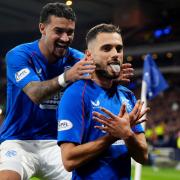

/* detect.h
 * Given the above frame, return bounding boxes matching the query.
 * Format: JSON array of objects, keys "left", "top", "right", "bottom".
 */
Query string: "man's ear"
[
  {"left": 39, "top": 23, "right": 46, "bottom": 35},
  {"left": 85, "top": 50, "right": 92, "bottom": 57}
]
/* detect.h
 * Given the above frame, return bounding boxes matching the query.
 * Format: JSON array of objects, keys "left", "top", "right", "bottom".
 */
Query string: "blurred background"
[{"left": 0, "top": 0, "right": 180, "bottom": 179}]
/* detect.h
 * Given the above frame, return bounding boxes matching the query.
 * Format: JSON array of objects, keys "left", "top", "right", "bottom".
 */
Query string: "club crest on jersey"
[
  {"left": 15, "top": 68, "right": 30, "bottom": 82},
  {"left": 122, "top": 99, "right": 132, "bottom": 111},
  {"left": 58, "top": 120, "right": 73, "bottom": 131}
]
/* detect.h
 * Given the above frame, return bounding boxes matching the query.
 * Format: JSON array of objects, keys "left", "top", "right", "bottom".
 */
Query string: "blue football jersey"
[
  {"left": 57, "top": 80, "right": 144, "bottom": 180},
  {"left": 0, "top": 40, "right": 84, "bottom": 142}
]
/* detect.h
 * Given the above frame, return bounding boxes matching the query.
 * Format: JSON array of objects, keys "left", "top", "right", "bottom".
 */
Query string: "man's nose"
[
  {"left": 112, "top": 48, "right": 120, "bottom": 58},
  {"left": 60, "top": 32, "right": 69, "bottom": 42}
]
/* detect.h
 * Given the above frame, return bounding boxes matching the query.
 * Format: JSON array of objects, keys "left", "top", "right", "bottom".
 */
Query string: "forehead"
[
  {"left": 95, "top": 32, "right": 122, "bottom": 45},
  {"left": 47, "top": 15, "right": 75, "bottom": 29}
]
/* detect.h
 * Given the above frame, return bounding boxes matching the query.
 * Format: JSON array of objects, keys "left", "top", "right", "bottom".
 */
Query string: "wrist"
[
  {"left": 105, "top": 134, "right": 118, "bottom": 144},
  {"left": 123, "top": 130, "right": 134, "bottom": 141},
  {"left": 58, "top": 72, "right": 69, "bottom": 88}
]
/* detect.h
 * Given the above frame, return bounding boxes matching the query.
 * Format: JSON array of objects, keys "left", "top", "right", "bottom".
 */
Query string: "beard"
[{"left": 95, "top": 63, "right": 120, "bottom": 80}]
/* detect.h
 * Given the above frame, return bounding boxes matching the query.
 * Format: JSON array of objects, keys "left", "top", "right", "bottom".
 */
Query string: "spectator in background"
[
  {"left": 0, "top": 3, "right": 133, "bottom": 180},
  {"left": 57, "top": 23, "right": 148, "bottom": 180}
]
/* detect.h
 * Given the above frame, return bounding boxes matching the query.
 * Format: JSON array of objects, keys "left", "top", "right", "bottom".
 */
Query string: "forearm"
[
  {"left": 61, "top": 135, "right": 116, "bottom": 171},
  {"left": 124, "top": 132, "right": 148, "bottom": 164},
  {"left": 23, "top": 76, "right": 62, "bottom": 104}
]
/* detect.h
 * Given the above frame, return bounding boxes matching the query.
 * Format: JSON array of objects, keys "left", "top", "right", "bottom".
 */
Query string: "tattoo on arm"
[{"left": 23, "top": 76, "right": 63, "bottom": 104}]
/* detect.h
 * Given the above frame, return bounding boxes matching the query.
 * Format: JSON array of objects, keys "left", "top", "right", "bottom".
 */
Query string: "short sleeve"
[
  {"left": 6, "top": 49, "right": 40, "bottom": 89},
  {"left": 57, "top": 83, "right": 85, "bottom": 145}
]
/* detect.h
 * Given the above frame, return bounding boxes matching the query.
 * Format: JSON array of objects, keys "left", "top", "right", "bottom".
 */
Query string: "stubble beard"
[{"left": 95, "top": 63, "right": 120, "bottom": 80}]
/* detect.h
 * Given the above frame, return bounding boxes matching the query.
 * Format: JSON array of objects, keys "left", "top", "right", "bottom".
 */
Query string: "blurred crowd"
[{"left": 145, "top": 87, "right": 180, "bottom": 149}]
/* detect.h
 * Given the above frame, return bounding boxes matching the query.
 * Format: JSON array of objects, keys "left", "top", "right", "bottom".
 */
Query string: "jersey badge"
[
  {"left": 15, "top": 68, "right": 30, "bottom": 82},
  {"left": 58, "top": 120, "right": 73, "bottom": 131}
]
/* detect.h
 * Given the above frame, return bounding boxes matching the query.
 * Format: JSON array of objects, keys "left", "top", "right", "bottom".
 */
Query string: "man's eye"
[
  {"left": 103, "top": 46, "right": 111, "bottom": 51},
  {"left": 67, "top": 30, "right": 74, "bottom": 36},
  {"left": 55, "top": 29, "right": 63, "bottom": 34},
  {"left": 116, "top": 46, "right": 123, "bottom": 53}
]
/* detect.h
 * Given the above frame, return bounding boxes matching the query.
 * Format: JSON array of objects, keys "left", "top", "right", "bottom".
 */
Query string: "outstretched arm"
[{"left": 23, "top": 58, "right": 95, "bottom": 104}]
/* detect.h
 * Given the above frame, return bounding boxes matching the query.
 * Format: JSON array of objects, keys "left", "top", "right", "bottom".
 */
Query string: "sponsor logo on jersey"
[
  {"left": 58, "top": 120, "right": 73, "bottom": 131},
  {"left": 39, "top": 92, "right": 64, "bottom": 109},
  {"left": 112, "top": 140, "right": 125, "bottom": 145},
  {"left": 91, "top": 100, "right": 100, "bottom": 109},
  {"left": 35, "top": 67, "right": 42, "bottom": 77},
  {"left": 5, "top": 150, "right": 17, "bottom": 157},
  {"left": 15, "top": 68, "right": 30, "bottom": 82}
]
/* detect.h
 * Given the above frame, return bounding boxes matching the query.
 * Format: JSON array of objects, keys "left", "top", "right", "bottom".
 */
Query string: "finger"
[
  {"left": 79, "top": 69, "right": 95, "bottom": 75},
  {"left": 136, "top": 101, "right": 144, "bottom": 117},
  {"left": 121, "top": 72, "right": 134, "bottom": 78},
  {"left": 93, "top": 111, "right": 110, "bottom": 122},
  {"left": 100, "top": 107, "right": 117, "bottom": 119},
  {"left": 138, "top": 107, "right": 150, "bottom": 119},
  {"left": 121, "top": 63, "right": 132, "bottom": 68},
  {"left": 119, "top": 79, "right": 130, "bottom": 82},
  {"left": 121, "top": 68, "right": 134, "bottom": 74},
  {"left": 93, "top": 116, "right": 111, "bottom": 126},
  {"left": 118, "top": 104, "right": 126, "bottom": 117},
  {"left": 94, "top": 125, "right": 108, "bottom": 132},
  {"left": 78, "top": 75, "right": 92, "bottom": 80},
  {"left": 130, "top": 100, "right": 141, "bottom": 116},
  {"left": 129, "top": 100, "right": 142, "bottom": 123},
  {"left": 135, "top": 119, "right": 147, "bottom": 125},
  {"left": 80, "top": 60, "right": 95, "bottom": 65},
  {"left": 80, "top": 65, "right": 96, "bottom": 70}
]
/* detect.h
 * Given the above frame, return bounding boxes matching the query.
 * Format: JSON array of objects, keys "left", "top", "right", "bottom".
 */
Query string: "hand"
[
  {"left": 118, "top": 100, "right": 150, "bottom": 127},
  {"left": 93, "top": 105, "right": 133, "bottom": 139},
  {"left": 114, "top": 63, "right": 134, "bottom": 83},
  {"left": 93, "top": 100, "right": 150, "bottom": 139},
  {"left": 65, "top": 55, "right": 96, "bottom": 83}
]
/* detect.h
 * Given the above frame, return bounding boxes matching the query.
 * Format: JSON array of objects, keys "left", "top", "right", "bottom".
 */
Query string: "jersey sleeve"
[
  {"left": 57, "top": 83, "right": 85, "bottom": 145},
  {"left": 6, "top": 49, "right": 40, "bottom": 89}
]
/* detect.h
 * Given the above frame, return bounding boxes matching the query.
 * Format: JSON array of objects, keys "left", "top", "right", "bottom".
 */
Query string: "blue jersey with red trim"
[
  {"left": 57, "top": 80, "right": 144, "bottom": 180},
  {"left": 0, "top": 40, "right": 84, "bottom": 142}
]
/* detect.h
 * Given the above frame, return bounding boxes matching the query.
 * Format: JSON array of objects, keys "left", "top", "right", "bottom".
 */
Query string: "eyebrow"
[
  {"left": 100, "top": 44, "right": 123, "bottom": 49},
  {"left": 54, "top": 27, "right": 74, "bottom": 32}
]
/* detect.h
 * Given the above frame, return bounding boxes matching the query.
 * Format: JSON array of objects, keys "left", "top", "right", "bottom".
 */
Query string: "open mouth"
[
  {"left": 56, "top": 42, "right": 68, "bottom": 49},
  {"left": 108, "top": 62, "right": 121, "bottom": 73},
  {"left": 110, "top": 64, "right": 120, "bottom": 73}
]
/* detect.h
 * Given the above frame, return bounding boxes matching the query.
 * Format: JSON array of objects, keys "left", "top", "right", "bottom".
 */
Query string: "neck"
[{"left": 92, "top": 73, "right": 113, "bottom": 89}]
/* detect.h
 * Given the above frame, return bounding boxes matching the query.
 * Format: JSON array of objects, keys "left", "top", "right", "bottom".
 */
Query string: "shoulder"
[
  {"left": 61, "top": 80, "right": 94, "bottom": 103},
  {"left": 59, "top": 80, "right": 90, "bottom": 109},
  {"left": 117, "top": 85, "right": 136, "bottom": 101},
  {"left": 117, "top": 85, "right": 134, "bottom": 95},
  {"left": 117, "top": 85, "right": 137, "bottom": 106},
  {"left": 64, "top": 80, "right": 89, "bottom": 96},
  {"left": 68, "top": 47, "right": 85, "bottom": 60},
  {"left": 6, "top": 41, "right": 38, "bottom": 63}
]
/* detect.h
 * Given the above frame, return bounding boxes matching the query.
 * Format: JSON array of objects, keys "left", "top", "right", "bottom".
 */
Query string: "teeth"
[
  {"left": 56, "top": 42, "right": 66, "bottom": 47},
  {"left": 110, "top": 64, "right": 120, "bottom": 73}
]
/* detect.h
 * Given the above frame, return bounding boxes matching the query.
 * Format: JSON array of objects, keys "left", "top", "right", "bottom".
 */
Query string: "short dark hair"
[
  {"left": 40, "top": 2, "right": 76, "bottom": 23},
  {"left": 86, "top": 23, "right": 121, "bottom": 46}
]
